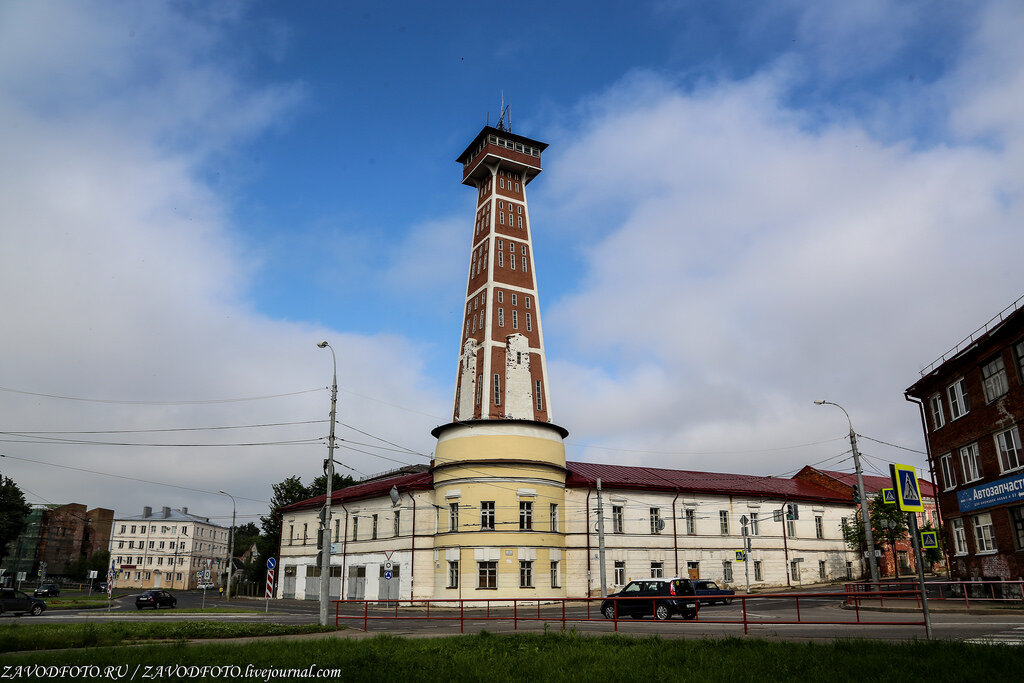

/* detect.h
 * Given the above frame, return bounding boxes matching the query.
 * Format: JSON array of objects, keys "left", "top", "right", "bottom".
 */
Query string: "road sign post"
[
  {"left": 890, "top": 463, "right": 932, "bottom": 640},
  {"left": 266, "top": 557, "right": 276, "bottom": 613}
]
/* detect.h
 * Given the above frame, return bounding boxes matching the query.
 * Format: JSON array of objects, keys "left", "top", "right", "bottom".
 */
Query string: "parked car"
[
  {"left": 694, "top": 579, "right": 735, "bottom": 605},
  {"left": 33, "top": 583, "right": 60, "bottom": 597},
  {"left": 601, "top": 578, "right": 698, "bottom": 620},
  {"left": 0, "top": 588, "right": 47, "bottom": 616},
  {"left": 135, "top": 590, "right": 177, "bottom": 610},
  {"left": 92, "top": 581, "right": 109, "bottom": 593},
  {"left": 196, "top": 582, "right": 215, "bottom": 590}
]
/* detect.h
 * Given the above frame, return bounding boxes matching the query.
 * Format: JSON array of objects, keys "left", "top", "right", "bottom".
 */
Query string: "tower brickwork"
[{"left": 453, "top": 125, "right": 553, "bottom": 423}]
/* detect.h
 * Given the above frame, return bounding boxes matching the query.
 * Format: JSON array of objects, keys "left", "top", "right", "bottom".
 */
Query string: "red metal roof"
[
  {"left": 565, "top": 462, "right": 849, "bottom": 503},
  {"left": 281, "top": 471, "right": 434, "bottom": 512},
  {"left": 814, "top": 468, "right": 936, "bottom": 498}
]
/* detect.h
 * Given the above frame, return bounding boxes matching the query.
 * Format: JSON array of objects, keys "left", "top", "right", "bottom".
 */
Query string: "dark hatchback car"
[
  {"left": 34, "top": 583, "right": 61, "bottom": 597},
  {"left": 135, "top": 590, "right": 177, "bottom": 610},
  {"left": 0, "top": 588, "right": 47, "bottom": 616},
  {"left": 601, "top": 578, "right": 698, "bottom": 620}
]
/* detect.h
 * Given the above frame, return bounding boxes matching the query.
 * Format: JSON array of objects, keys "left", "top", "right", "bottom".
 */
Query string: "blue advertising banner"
[{"left": 957, "top": 471, "right": 1024, "bottom": 512}]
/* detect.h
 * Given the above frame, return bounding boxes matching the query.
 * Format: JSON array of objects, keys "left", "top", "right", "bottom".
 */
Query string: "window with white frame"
[
  {"left": 685, "top": 509, "right": 696, "bottom": 535},
  {"left": 723, "top": 561, "right": 733, "bottom": 582},
  {"left": 478, "top": 561, "right": 496, "bottom": 589},
  {"left": 818, "top": 560, "right": 827, "bottom": 579},
  {"left": 972, "top": 513, "right": 996, "bottom": 552},
  {"left": 511, "top": 293, "right": 517, "bottom": 305},
  {"left": 947, "top": 379, "right": 970, "bottom": 420},
  {"left": 520, "top": 560, "right": 533, "bottom": 588},
  {"left": 550, "top": 561, "right": 560, "bottom": 588},
  {"left": 650, "top": 508, "right": 662, "bottom": 534},
  {"left": 960, "top": 443, "right": 983, "bottom": 482},
  {"left": 525, "top": 313, "right": 532, "bottom": 331},
  {"left": 815, "top": 516, "right": 824, "bottom": 539},
  {"left": 512, "top": 310, "right": 518, "bottom": 329},
  {"left": 524, "top": 296, "right": 530, "bottom": 309},
  {"left": 754, "top": 560, "right": 763, "bottom": 582},
  {"left": 981, "top": 355, "right": 1008, "bottom": 402},
  {"left": 493, "top": 373, "right": 501, "bottom": 406},
  {"left": 520, "top": 501, "right": 533, "bottom": 530},
  {"left": 1010, "top": 506, "right": 1024, "bottom": 550},
  {"left": 940, "top": 453, "right": 957, "bottom": 490},
  {"left": 929, "top": 394, "right": 945, "bottom": 430},
  {"left": 951, "top": 518, "right": 967, "bottom": 555},
  {"left": 481, "top": 501, "right": 495, "bottom": 530},
  {"left": 550, "top": 503, "right": 558, "bottom": 532},
  {"left": 614, "top": 561, "right": 625, "bottom": 585},
  {"left": 1015, "top": 340, "right": 1024, "bottom": 382},
  {"left": 651, "top": 561, "right": 664, "bottom": 578},
  {"left": 612, "top": 506, "right": 623, "bottom": 534},
  {"left": 498, "top": 308, "right": 504, "bottom": 327},
  {"left": 719, "top": 510, "right": 729, "bottom": 535},
  {"left": 449, "top": 503, "right": 459, "bottom": 532},
  {"left": 749, "top": 512, "right": 759, "bottom": 535},
  {"left": 535, "top": 380, "right": 543, "bottom": 411},
  {"left": 995, "top": 426, "right": 1023, "bottom": 472}
]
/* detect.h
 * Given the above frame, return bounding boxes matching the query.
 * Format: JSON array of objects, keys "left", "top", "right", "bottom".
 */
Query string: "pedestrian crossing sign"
[
  {"left": 921, "top": 531, "right": 938, "bottom": 549},
  {"left": 735, "top": 551, "right": 745, "bottom": 562},
  {"left": 889, "top": 463, "right": 924, "bottom": 512},
  {"left": 882, "top": 488, "right": 896, "bottom": 504}
]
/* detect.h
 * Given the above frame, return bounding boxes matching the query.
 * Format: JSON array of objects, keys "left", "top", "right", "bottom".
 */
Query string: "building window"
[
  {"left": 960, "top": 443, "right": 983, "bottom": 483},
  {"left": 614, "top": 561, "right": 625, "bottom": 586},
  {"left": 120, "top": 524, "right": 126, "bottom": 534},
  {"left": 749, "top": 512, "right": 759, "bottom": 536},
  {"left": 947, "top": 379, "right": 970, "bottom": 420},
  {"left": 650, "top": 508, "right": 662, "bottom": 535},
  {"left": 511, "top": 293, "right": 517, "bottom": 305},
  {"left": 498, "top": 251, "right": 504, "bottom": 267},
  {"left": 1010, "top": 506, "right": 1024, "bottom": 550},
  {"left": 371, "top": 515, "right": 378, "bottom": 540},
  {"left": 447, "top": 561, "right": 459, "bottom": 588},
  {"left": 520, "top": 560, "right": 534, "bottom": 588},
  {"left": 481, "top": 501, "right": 495, "bottom": 530},
  {"left": 509, "top": 248, "right": 515, "bottom": 268},
  {"left": 995, "top": 426, "right": 1023, "bottom": 472},
  {"left": 723, "top": 561, "right": 733, "bottom": 582},
  {"left": 612, "top": 506, "right": 624, "bottom": 534},
  {"left": 525, "top": 296, "right": 530, "bottom": 309},
  {"left": 685, "top": 509, "right": 696, "bottom": 535},
  {"left": 550, "top": 561, "right": 560, "bottom": 588},
  {"left": 819, "top": 560, "right": 827, "bottom": 579},
  {"left": 981, "top": 355, "right": 1008, "bottom": 402},
  {"left": 478, "top": 561, "right": 497, "bottom": 589},
  {"left": 498, "top": 308, "right": 504, "bottom": 327},
  {"left": 130, "top": 525, "right": 136, "bottom": 534},
  {"left": 493, "top": 373, "right": 501, "bottom": 406},
  {"left": 512, "top": 310, "right": 518, "bottom": 329},
  {"left": 535, "top": 380, "right": 543, "bottom": 411},
  {"left": 973, "top": 513, "right": 996, "bottom": 552},
  {"left": 951, "top": 518, "right": 967, "bottom": 555},
  {"left": 520, "top": 501, "right": 533, "bottom": 530},
  {"left": 928, "top": 394, "right": 945, "bottom": 430},
  {"left": 651, "top": 561, "right": 664, "bottom": 578},
  {"left": 754, "top": 561, "right": 763, "bottom": 582},
  {"left": 351, "top": 518, "right": 358, "bottom": 541},
  {"left": 393, "top": 511, "right": 400, "bottom": 537},
  {"left": 525, "top": 313, "right": 532, "bottom": 331},
  {"left": 550, "top": 503, "right": 558, "bottom": 532},
  {"left": 449, "top": 503, "right": 460, "bottom": 532},
  {"left": 940, "top": 453, "right": 957, "bottom": 490},
  {"left": 719, "top": 510, "right": 729, "bottom": 535},
  {"left": 815, "top": 516, "right": 824, "bottom": 539},
  {"left": 497, "top": 291, "right": 503, "bottom": 303},
  {"left": 522, "top": 257, "right": 527, "bottom": 272},
  {"left": 790, "top": 560, "right": 800, "bottom": 582}
]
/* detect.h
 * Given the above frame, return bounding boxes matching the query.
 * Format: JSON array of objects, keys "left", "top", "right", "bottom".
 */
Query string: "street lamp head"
[
  {"left": 813, "top": 399, "right": 827, "bottom": 405},
  {"left": 317, "top": 340, "right": 329, "bottom": 348},
  {"left": 219, "top": 490, "right": 227, "bottom": 495}
]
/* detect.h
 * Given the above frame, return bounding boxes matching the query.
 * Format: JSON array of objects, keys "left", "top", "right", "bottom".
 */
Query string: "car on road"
[
  {"left": 135, "top": 590, "right": 177, "bottom": 610},
  {"left": 601, "top": 578, "right": 698, "bottom": 620},
  {"left": 33, "top": 583, "right": 60, "bottom": 597},
  {"left": 196, "top": 582, "right": 215, "bottom": 590},
  {"left": 694, "top": 579, "right": 735, "bottom": 605},
  {"left": 0, "top": 588, "right": 47, "bottom": 616}
]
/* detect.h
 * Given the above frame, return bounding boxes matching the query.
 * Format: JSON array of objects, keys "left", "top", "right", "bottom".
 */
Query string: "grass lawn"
[{"left": 2, "top": 630, "right": 1020, "bottom": 681}]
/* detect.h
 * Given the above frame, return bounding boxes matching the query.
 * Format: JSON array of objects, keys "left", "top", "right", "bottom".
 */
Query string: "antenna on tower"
[{"left": 497, "top": 92, "right": 510, "bottom": 132}]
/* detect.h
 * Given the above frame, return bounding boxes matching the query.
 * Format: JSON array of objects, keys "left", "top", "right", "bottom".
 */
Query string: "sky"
[{"left": 1, "top": 0, "right": 1022, "bottom": 529}]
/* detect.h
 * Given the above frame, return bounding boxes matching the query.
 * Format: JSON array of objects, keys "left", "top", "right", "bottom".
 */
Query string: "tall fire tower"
[{"left": 430, "top": 116, "right": 568, "bottom": 598}]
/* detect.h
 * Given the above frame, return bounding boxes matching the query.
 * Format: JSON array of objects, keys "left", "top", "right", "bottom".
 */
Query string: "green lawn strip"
[
  {"left": 2, "top": 632, "right": 1020, "bottom": 681},
  {"left": 0, "top": 621, "right": 338, "bottom": 653}
]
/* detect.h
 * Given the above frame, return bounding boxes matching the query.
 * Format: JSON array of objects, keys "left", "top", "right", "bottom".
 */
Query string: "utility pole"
[
  {"left": 318, "top": 341, "right": 338, "bottom": 627},
  {"left": 596, "top": 478, "right": 607, "bottom": 597},
  {"left": 815, "top": 400, "right": 879, "bottom": 584},
  {"left": 740, "top": 515, "right": 751, "bottom": 594}
]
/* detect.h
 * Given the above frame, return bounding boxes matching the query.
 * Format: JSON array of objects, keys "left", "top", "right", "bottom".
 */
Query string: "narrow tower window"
[
  {"left": 512, "top": 310, "right": 518, "bottom": 329},
  {"left": 498, "top": 308, "right": 504, "bottom": 327},
  {"left": 535, "top": 380, "right": 543, "bottom": 411},
  {"left": 526, "top": 313, "right": 532, "bottom": 331},
  {"left": 493, "top": 374, "right": 501, "bottom": 405}
]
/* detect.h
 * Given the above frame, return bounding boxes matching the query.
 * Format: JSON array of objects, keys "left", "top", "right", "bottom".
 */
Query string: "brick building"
[
  {"left": 906, "top": 297, "right": 1024, "bottom": 581},
  {"left": 1, "top": 503, "right": 113, "bottom": 581}
]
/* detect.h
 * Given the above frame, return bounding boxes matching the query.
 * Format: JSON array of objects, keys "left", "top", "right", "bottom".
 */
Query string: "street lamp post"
[
  {"left": 814, "top": 399, "right": 879, "bottom": 584},
  {"left": 317, "top": 341, "right": 338, "bottom": 627},
  {"left": 219, "top": 490, "right": 236, "bottom": 601}
]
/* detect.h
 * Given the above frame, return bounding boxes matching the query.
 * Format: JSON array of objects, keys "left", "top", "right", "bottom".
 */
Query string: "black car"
[
  {"left": 694, "top": 579, "right": 736, "bottom": 605},
  {"left": 135, "top": 590, "right": 177, "bottom": 610},
  {"left": 601, "top": 578, "right": 698, "bottom": 620},
  {"left": 0, "top": 588, "right": 47, "bottom": 616},
  {"left": 34, "top": 583, "right": 60, "bottom": 597}
]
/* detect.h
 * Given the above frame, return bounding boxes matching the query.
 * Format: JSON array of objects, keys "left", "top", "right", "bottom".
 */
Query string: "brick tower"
[
  {"left": 451, "top": 120, "right": 553, "bottom": 422},
  {"left": 430, "top": 117, "right": 568, "bottom": 599}
]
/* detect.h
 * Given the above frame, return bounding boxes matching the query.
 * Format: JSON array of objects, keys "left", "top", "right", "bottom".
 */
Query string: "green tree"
[
  {"left": 0, "top": 475, "right": 31, "bottom": 566},
  {"left": 309, "top": 472, "right": 356, "bottom": 497},
  {"left": 232, "top": 522, "right": 260, "bottom": 556},
  {"left": 842, "top": 493, "right": 910, "bottom": 577},
  {"left": 919, "top": 521, "right": 944, "bottom": 567}
]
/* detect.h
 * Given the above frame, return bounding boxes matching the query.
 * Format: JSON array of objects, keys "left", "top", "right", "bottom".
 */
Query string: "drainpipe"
[
  {"left": 410, "top": 495, "right": 416, "bottom": 601},
  {"left": 905, "top": 392, "right": 949, "bottom": 578},
  {"left": 781, "top": 500, "right": 791, "bottom": 587},
  {"left": 585, "top": 486, "right": 592, "bottom": 597},
  {"left": 340, "top": 503, "right": 349, "bottom": 600},
  {"left": 672, "top": 489, "right": 680, "bottom": 577}
]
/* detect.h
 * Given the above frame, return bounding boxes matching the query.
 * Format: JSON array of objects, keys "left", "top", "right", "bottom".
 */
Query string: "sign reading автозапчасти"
[{"left": 957, "top": 471, "right": 1024, "bottom": 512}]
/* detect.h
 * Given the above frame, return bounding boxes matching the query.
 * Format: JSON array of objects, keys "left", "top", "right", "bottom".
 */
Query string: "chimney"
[
  {"left": 181, "top": 507, "right": 188, "bottom": 515},
  {"left": 162, "top": 507, "right": 170, "bottom": 519},
  {"left": 143, "top": 506, "right": 152, "bottom": 518}
]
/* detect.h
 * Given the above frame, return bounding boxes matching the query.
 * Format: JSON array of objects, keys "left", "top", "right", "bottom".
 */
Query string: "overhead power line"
[
  {"left": 856, "top": 434, "right": 927, "bottom": 455},
  {"left": 2, "top": 419, "right": 328, "bottom": 435},
  {"left": 0, "top": 385, "right": 325, "bottom": 405}
]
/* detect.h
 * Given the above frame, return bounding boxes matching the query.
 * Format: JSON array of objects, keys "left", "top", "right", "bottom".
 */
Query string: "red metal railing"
[
  {"left": 844, "top": 580, "right": 1024, "bottom": 609},
  {"left": 332, "top": 590, "right": 927, "bottom": 635}
]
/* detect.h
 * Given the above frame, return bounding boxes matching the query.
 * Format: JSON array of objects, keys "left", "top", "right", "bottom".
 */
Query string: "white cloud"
[{"left": 543, "top": 4, "right": 1024, "bottom": 478}]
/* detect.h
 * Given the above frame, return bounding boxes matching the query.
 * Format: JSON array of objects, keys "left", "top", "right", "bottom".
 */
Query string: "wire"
[
  {"left": 2, "top": 419, "right": 328, "bottom": 435},
  {"left": 0, "top": 385, "right": 325, "bottom": 405},
  {"left": 0, "top": 434, "right": 323, "bottom": 447},
  {"left": 564, "top": 434, "right": 848, "bottom": 456},
  {"left": 339, "top": 421, "right": 432, "bottom": 457},
  {"left": 856, "top": 434, "right": 927, "bottom": 455},
  {"left": 0, "top": 452, "right": 270, "bottom": 504},
  {"left": 769, "top": 451, "right": 852, "bottom": 478}
]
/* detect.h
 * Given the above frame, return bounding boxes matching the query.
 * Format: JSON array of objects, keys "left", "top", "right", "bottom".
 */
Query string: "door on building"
[
  {"left": 329, "top": 566, "right": 342, "bottom": 599},
  {"left": 686, "top": 562, "right": 700, "bottom": 580},
  {"left": 378, "top": 564, "right": 400, "bottom": 604},
  {"left": 282, "top": 566, "right": 296, "bottom": 599},
  {"left": 153, "top": 572, "right": 162, "bottom": 588},
  {"left": 897, "top": 551, "right": 911, "bottom": 575},
  {"left": 347, "top": 566, "right": 366, "bottom": 600},
  {"left": 304, "top": 566, "right": 321, "bottom": 601}
]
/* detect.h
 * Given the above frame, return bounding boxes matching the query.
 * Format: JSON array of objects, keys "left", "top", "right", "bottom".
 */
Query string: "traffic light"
[
  {"left": 786, "top": 503, "right": 799, "bottom": 520},
  {"left": 852, "top": 489, "right": 860, "bottom": 504}
]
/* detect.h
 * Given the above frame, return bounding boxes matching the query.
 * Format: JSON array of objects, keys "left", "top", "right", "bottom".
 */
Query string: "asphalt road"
[{"left": 12, "top": 590, "right": 1024, "bottom": 645}]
